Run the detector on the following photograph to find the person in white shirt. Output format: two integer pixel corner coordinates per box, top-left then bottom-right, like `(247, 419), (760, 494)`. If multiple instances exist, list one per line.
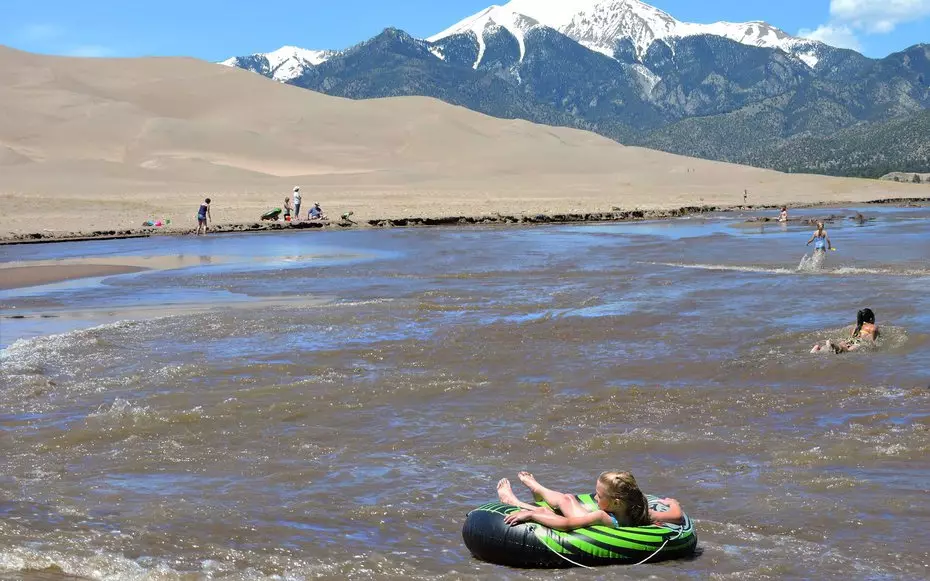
(293, 187), (302, 219)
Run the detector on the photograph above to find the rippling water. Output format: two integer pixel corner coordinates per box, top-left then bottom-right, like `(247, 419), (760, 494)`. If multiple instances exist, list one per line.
(1, 205), (929, 580)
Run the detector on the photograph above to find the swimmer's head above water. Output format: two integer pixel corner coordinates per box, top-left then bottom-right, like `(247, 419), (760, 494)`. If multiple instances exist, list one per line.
(855, 308), (875, 336)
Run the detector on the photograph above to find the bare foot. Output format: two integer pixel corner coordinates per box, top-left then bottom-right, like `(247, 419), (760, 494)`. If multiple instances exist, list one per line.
(497, 478), (521, 506)
(518, 471), (544, 501)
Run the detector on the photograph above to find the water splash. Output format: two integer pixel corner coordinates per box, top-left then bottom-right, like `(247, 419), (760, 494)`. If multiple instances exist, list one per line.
(797, 251), (825, 272)
(653, 261), (930, 277)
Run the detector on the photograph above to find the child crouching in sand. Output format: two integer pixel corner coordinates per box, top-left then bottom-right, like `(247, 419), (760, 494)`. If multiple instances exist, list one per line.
(497, 470), (683, 531)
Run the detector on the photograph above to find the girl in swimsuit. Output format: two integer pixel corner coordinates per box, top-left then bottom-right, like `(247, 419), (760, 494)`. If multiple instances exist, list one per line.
(811, 308), (879, 354)
(496, 470), (683, 531)
(806, 221), (831, 253)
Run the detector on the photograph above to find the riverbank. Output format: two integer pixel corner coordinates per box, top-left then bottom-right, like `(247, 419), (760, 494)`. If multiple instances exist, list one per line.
(2, 197), (927, 246)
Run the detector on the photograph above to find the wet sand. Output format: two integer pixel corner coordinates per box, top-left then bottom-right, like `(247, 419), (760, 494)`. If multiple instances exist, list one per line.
(0, 264), (147, 290)
(1, 200), (927, 245)
(0, 254), (249, 289)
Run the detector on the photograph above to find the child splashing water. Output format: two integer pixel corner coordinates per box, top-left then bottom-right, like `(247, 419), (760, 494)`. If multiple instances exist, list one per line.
(811, 308), (879, 354)
(799, 221), (832, 271)
(496, 471), (683, 531)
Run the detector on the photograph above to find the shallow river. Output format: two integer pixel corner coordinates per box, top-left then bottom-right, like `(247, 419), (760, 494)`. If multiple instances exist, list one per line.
(1, 205), (928, 580)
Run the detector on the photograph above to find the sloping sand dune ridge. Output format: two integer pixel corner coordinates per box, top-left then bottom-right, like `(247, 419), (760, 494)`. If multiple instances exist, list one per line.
(0, 45), (924, 236)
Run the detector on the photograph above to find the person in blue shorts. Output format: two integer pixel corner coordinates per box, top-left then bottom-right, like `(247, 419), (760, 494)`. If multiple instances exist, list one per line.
(196, 198), (211, 235)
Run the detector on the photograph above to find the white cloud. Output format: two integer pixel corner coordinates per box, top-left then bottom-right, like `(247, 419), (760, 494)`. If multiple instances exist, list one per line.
(798, 24), (862, 50)
(830, 0), (930, 33)
(799, 0), (930, 51)
(65, 45), (114, 58)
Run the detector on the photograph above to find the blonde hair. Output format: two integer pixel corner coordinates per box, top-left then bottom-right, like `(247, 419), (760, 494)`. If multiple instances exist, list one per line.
(598, 471), (651, 526)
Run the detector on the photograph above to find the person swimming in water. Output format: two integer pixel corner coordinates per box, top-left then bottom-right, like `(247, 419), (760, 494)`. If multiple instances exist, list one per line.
(811, 308), (879, 354)
(806, 221), (831, 253)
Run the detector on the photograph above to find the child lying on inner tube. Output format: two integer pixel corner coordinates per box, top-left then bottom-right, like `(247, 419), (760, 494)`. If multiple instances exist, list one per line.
(497, 471), (684, 531)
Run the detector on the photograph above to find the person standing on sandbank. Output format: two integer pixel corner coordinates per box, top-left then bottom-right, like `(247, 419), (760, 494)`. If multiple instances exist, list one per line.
(293, 187), (302, 220)
(197, 198), (211, 235)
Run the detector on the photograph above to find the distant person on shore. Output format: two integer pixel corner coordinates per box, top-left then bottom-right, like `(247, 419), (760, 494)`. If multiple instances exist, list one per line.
(308, 202), (326, 221)
(284, 196), (292, 220)
(293, 187), (302, 219)
(806, 221), (831, 254)
(495, 470), (683, 531)
(196, 198), (211, 235)
(811, 308), (879, 354)
(779, 207), (788, 222)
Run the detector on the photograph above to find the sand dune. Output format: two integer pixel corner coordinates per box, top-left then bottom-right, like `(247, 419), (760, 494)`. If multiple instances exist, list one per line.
(0, 45), (923, 236)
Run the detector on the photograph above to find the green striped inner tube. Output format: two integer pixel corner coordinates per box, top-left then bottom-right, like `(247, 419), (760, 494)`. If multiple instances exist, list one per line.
(469, 494), (696, 566)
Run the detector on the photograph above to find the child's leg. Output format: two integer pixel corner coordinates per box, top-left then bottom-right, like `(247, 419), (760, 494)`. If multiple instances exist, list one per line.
(497, 478), (547, 511)
(517, 471), (550, 503)
(517, 472), (589, 518)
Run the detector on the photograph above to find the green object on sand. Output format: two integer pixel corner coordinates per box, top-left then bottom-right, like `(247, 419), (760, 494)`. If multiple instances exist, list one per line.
(261, 208), (282, 221)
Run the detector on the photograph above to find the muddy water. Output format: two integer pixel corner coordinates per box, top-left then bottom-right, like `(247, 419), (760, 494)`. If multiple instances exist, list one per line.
(1, 206), (928, 580)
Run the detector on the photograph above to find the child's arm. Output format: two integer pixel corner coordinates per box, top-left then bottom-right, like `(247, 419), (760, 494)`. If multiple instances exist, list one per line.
(650, 498), (684, 524)
(207, 205), (212, 221)
(806, 233), (815, 245)
(825, 232), (832, 249)
(504, 508), (606, 531)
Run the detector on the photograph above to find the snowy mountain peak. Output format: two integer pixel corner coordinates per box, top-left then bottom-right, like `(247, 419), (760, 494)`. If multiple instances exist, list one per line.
(427, 5), (540, 67)
(265, 46), (334, 68)
(429, 0), (828, 65)
(544, 0), (679, 58)
(220, 45), (337, 82)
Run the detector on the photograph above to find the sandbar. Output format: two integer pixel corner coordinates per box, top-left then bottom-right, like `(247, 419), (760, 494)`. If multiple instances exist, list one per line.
(0, 264), (147, 290)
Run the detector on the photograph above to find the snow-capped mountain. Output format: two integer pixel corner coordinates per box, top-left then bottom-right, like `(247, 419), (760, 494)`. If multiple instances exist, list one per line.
(218, 0), (928, 177)
(220, 46), (337, 82)
(428, 6), (541, 68)
(428, 0), (826, 67)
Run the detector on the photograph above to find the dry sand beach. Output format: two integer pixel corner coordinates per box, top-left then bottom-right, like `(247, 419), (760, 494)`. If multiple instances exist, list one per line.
(1, 44), (926, 241)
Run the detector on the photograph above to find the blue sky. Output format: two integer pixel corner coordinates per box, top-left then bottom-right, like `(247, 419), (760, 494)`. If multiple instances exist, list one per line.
(1, 0), (927, 60)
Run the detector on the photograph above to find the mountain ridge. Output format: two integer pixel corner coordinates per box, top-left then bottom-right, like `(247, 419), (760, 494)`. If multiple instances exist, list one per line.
(222, 0), (837, 81)
(219, 3), (930, 176)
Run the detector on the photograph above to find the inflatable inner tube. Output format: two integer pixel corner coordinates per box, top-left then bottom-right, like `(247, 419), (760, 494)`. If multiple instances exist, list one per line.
(462, 494), (696, 568)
